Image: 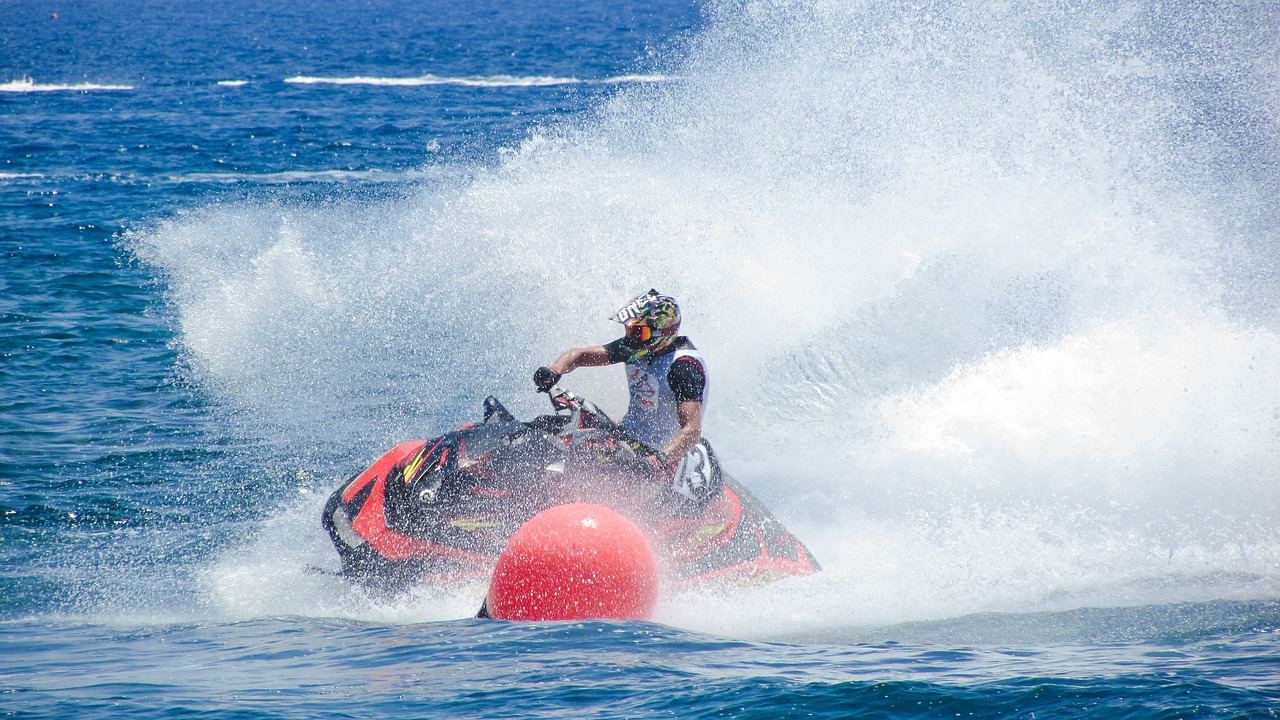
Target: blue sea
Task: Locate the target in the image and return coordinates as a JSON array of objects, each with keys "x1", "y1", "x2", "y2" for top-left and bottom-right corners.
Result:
[{"x1": 3, "y1": 0, "x2": 1279, "y2": 717}]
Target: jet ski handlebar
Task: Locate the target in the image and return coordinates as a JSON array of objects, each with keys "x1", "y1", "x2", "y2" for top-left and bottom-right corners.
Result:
[
  {"x1": 547, "y1": 386, "x2": 608, "y2": 423},
  {"x1": 545, "y1": 386, "x2": 659, "y2": 457}
]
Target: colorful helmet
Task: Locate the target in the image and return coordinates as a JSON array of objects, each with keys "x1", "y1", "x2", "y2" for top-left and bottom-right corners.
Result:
[{"x1": 609, "y1": 289, "x2": 681, "y2": 345}]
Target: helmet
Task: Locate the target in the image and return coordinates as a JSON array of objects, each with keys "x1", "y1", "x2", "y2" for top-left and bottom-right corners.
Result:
[{"x1": 610, "y1": 289, "x2": 681, "y2": 346}]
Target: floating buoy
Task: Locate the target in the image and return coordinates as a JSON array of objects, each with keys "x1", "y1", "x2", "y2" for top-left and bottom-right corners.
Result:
[{"x1": 485, "y1": 503, "x2": 658, "y2": 621}]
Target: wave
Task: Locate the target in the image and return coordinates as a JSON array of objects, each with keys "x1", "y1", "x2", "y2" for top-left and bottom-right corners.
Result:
[
  {"x1": 0, "y1": 74, "x2": 669, "y2": 95},
  {"x1": 163, "y1": 169, "x2": 439, "y2": 185},
  {"x1": 0, "y1": 78, "x2": 133, "y2": 93},
  {"x1": 283, "y1": 73, "x2": 672, "y2": 88},
  {"x1": 5, "y1": 169, "x2": 432, "y2": 185}
]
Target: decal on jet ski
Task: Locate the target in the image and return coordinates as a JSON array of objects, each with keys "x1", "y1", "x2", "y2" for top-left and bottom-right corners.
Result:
[
  {"x1": 450, "y1": 518, "x2": 501, "y2": 532},
  {"x1": 401, "y1": 438, "x2": 445, "y2": 486},
  {"x1": 342, "y1": 440, "x2": 427, "y2": 503}
]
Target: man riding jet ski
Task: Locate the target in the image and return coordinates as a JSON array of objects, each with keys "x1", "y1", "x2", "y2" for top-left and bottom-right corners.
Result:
[
  {"x1": 322, "y1": 291, "x2": 818, "y2": 593},
  {"x1": 534, "y1": 289, "x2": 709, "y2": 498}
]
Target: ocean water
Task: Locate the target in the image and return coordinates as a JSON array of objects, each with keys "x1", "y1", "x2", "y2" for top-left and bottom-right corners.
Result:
[{"x1": 3, "y1": 0, "x2": 1279, "y2": 717}]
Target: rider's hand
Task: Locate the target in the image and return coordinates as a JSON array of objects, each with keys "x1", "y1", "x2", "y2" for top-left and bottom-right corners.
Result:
[
  {"x1": 644, "y1": 450, "x2": 671, "y2": 481},
  {"x1": 533, "y1": 366, "x2": 561, "y2": 393}
]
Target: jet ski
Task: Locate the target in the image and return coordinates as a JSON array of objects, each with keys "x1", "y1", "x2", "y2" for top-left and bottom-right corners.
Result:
[{"x1": 322, "y1": 387, "x2": 819, "y2": 593}]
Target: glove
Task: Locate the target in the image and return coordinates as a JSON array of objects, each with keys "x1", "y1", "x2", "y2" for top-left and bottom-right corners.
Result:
[
  {"x1": 533, "y1": 366, "x2": 561, "y2": 392},
  {"x1": 643, "y1": 450, "x2": 671, "y2": 480}
]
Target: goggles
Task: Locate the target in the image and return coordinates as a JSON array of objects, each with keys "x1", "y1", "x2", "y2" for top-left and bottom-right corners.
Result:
[{"x1": 625, "y1": 321, "x2": 654, "y2": 344}]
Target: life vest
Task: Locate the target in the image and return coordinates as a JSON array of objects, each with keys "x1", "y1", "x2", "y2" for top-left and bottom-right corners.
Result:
[{"x1": 620, "y1": 340, "x2": 708, "y2": 448}]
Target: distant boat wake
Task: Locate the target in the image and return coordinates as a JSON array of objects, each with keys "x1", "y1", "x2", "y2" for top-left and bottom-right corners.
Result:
[
  {"x1": 0, "y1": 75, "x2": 672, "y2": 92},
  {"x1": 283, "y1": 73, "x2": 674, "y2": 87},
  {"x1": 0, "y1": 78, "x2": 134, "y2": 92}
]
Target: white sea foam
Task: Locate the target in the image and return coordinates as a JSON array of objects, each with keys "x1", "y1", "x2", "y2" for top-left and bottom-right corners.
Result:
[
  {"x1": 198, "y1": 488, "x2": 487, "y2": 623},
  {"x1": 135, "y1": 0, "x2": 1280, "y2": 632},
  {"x1": 283, "y1": 73, "x2": 672, "y2": 87},
  {"x1": 0, "y1": 77, "x2": 133, "y2": 92},
  {"x1": 217, "y1": 80, "x2": 249, "y2": 87},
  {"x1": 164, "y1": 169, "x2": 440, "y2": 185}
]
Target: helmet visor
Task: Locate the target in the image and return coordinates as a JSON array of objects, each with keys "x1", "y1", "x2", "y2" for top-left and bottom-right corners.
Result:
[{"x1": 610, "y1": 292, "x2": 655, "y2": 325}]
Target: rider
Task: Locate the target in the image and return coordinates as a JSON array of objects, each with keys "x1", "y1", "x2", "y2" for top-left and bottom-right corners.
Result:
[{"x1": 533, "y1": 289, "x2": 708, "y2": 476}]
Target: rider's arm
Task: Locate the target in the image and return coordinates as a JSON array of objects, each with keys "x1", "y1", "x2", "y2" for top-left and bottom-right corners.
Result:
[
  {"x1": 536, "y1": 341, "x2": 632, "y2": 392},
  {"x1": 661, "y1": 400, "x2": 703, "y2": 463},
  {"x1": 659, "y1": 356, "x2": 707, "y2": 464},
  {"x1": 548, "y1": 345, "x2": 614, "y2": 375}
]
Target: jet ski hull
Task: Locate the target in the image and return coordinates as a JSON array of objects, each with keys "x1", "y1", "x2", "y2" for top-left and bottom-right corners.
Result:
[{"x1": 322, "y1": 394, "x2": 819, "y2": 593}]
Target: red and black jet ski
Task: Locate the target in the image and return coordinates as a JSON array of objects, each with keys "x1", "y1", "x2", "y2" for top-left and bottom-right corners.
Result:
[{"x1": 322, "y1": 387, "x2": 819, "y2": 593}]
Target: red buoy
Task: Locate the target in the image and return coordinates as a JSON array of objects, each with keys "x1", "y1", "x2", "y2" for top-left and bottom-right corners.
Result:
[{"x1": 485, "y1": 503, "x2": 659, "y2": 621}]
